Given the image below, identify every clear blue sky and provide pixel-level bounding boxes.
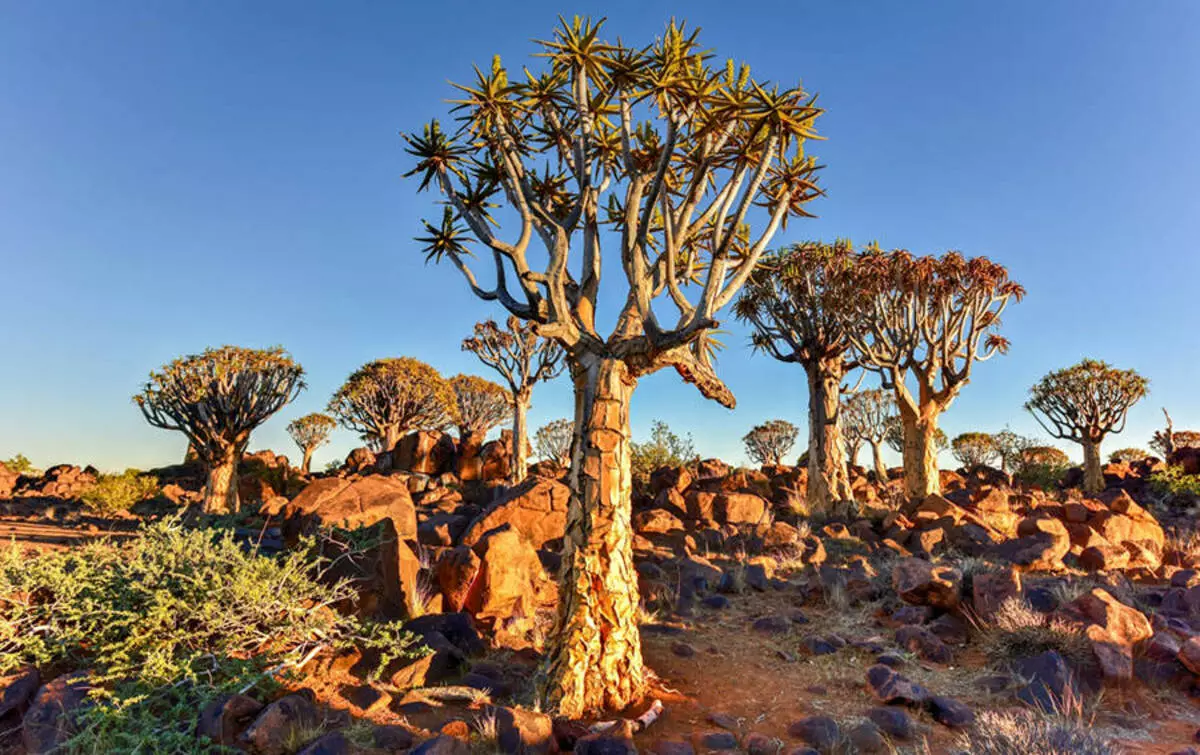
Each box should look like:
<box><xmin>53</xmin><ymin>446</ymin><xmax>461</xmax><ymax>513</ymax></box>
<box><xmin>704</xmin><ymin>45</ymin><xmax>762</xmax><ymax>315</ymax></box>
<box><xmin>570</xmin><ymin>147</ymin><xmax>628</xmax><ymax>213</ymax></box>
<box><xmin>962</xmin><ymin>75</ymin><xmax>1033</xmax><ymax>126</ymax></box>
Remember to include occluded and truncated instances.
<box><xmin>2</xmin><ymin>1</ymin><xmax>1198</xmax><ymax>472</ymax></box>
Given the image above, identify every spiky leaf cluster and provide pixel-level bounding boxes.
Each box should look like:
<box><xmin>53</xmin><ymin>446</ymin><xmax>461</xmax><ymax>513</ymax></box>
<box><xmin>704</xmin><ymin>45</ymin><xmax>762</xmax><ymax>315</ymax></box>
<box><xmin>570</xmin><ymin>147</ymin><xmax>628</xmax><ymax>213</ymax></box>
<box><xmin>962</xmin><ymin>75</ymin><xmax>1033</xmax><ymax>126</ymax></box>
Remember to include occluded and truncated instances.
<box><xmin>1025</xmin><ymin>359</ymin><xmax>1148</xmax><ymax>444</ymax></box>
<box><xmin>135</xmin><ymin>346</ymin><xmax>304</xmax><ymax>462</ymax></box>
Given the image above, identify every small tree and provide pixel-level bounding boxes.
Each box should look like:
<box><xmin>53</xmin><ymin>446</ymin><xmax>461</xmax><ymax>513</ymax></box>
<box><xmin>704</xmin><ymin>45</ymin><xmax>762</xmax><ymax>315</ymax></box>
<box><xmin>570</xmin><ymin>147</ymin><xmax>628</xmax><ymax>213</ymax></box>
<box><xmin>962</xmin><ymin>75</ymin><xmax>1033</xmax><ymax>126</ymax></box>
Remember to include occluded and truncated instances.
<box><xmin>844</xmin><ymin>435</ymin><xmax>863</xmax><ymax>468</ymax></box>
<box><xmin>449</xmin><ymin>374</ymin><xmax>510</xmax><ymax>442</ymax></box>
<box><xmin>1015</xmin><ymin>445</ymin><xmax>1071</xmax><ymax>488</ymax></box>
<box><xmin>462</xmin><ymin>318</ymin><xmax>564</xmax><ymax>483</ymax></box>
<box><xmin>1025</xmin><ymin>359</ymin><xmax>1148</xmax><ymax>494</ymax></box>
<box><xmin>1109</xmin><ymin>447</ymin><xmax>1148</xmax><ymax>464</ymax></box>
<box><xmin>736</xmin><ymin>241</ymin><xmax>860</xmax><ymax>508</ymax></box>
<box><xmin>328</xmin><ymin>358</ymin><xmax>457</xmax><ymax>452</ymax></box>
<box><xmin>843</xmin><ymin>249</ymin><xmax>1024</xmax><ymax>498</ymax></box>
<box><xmin>535</xmin><ymin>418</ymin><xmax>574</xmax><ymax>465</ymax></box>
<box><xmin>742</xmin><ymin>420</ymin><xmax>798</xmax><ymax>466</ymax></box>
<box><xmin>630</xmin><ymin>420</ymin><xmax>698</xmax><ymax>489</ymax></box>
<box><xmin>992</xmin><ymin>429</ymin><xmax>1035</xmax><ymax>474</ymax></box>
<box><xmin>951</xmin><ymin>432</ymin><xmax>999</xmax><ymax>469</ymax></box>
<box><xmin>404</xmin><ymin>17</ymin><xmax>823</xmax><ymax>715</ymax></box>
<box><xmin>135</xmin><ymin>346</ymin><xmax>304</xmax><ymax>513</ymax></box>
<box><xmin>1150</xmin><ymin>409</ymin><xmax>1200</xmax><ymax>459</ymax></box>
<box><xmin>287</xmin><ymin>413</ymin><xmax>337</xmax><ymax>473</ymax></box>
<box><xmin>842</xmin><ymin>388</ymin><xmax>896</xmax><ymax>482</ymax></box>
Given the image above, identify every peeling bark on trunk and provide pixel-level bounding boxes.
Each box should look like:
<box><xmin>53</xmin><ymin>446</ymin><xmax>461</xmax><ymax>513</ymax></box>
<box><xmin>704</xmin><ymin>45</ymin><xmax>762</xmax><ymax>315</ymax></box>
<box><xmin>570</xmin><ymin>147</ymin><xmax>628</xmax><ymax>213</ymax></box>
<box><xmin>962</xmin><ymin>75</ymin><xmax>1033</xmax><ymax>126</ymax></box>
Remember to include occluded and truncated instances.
<box><xmin>301</xmin><ymin>447</ymin><xmax>314</xmax><ymax>474</ymax></box>
<box><xmin>384</xmin><ymin>426</ymin><xmax>401</xmax><ymax>454</ymax></box>
<box><xmin>204</xmin><ymin>448</ymin><xmax>240</xmax><ymax>514</ymax></box>
<box><xmin>1082</xmin><ymin>438</ymin><xmax>1103</xmax><ymax>494</ymax></box>
<box><xmin>512</xmin><ymin>388</ymin><xmax>531</xmax><ymax>484</ymax></box>
<box><xmin>870</xmin><ymin>440</ymin><xmax>888</xmax><ymax>484</ymax></box>
<box><xmin>805</xmin><ymin>358</ymin><xmax>851</xmax><ymax>511</ymax></box>
<box><xmin>901</xmin><ymin>412</ymin><xmax>941</xmax><ymax>498</ymax></box>
<box><xmin>541</xmin><ymin>356</ymin><xmax>645</xmax><ymax>718</ymax></box>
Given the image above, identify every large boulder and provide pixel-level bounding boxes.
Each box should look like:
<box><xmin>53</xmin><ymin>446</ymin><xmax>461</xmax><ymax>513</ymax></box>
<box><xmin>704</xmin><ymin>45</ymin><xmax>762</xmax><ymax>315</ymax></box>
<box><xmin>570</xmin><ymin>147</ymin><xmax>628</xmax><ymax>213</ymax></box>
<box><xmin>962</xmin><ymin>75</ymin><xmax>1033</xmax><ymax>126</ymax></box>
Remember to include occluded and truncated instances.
<box><xmin>893</xmin><ymin>558</ymin><xmax>961</xmax><ymax>609</ymax></box>
<box><xmin>394</xmin><ymin>431</ymin><xmax>457</xmax><ymax>476</ymax></box>
<box><xmin>994</xmin><ymin>517</ymin><xmax>1070</xmax><ymax>571</ymax></box>
<box><xmin>22</xmin><ymin>673</ymin><xmax>92</xmax><ymax>754</ymax></box>
<box><xmin>0</xmin><ymin>462</ymin><xmax>19</xmax><ymax>498</ymax></box>
<box><xmin>1061</xmin><ymin>588</ymin><xmax>1152</xmax><ymax>680</ymax></box>
<box><xmin>461</xmin><ymin>477</ymin><xmax>569</xmax><ymax>549</ymax></box>
<box><xmin>464</xmin><ymin>525</ymin><xmax>556</xmax><ymax>649</ymax></box>
<box><xmin>284</xmin><ymin>475</ymin><xmax>417</xmax><ymax>539</ymax></box>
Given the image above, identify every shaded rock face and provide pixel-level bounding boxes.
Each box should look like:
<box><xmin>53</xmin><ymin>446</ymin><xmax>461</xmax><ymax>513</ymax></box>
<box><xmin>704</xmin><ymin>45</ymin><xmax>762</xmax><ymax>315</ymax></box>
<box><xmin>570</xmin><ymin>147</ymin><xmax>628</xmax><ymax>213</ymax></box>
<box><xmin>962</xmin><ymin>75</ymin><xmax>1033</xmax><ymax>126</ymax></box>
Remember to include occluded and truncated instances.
<box><xmin>395</xmin><ymin>431</ymin><xmax>457</xmax><ymax>476</ymax></box>
<box><xmin>0</xmin><ymin>462</ymin><xmax>19</xmax><ymax>498</ymax></box>
<box><xmin>892</xmin><ymin>558</ymin><xmax>961</xmax><ymax>609</ymax></box>
<box><xmin>461</xmin><ymin>477</ymin><xmax>570</xmax><ymax>549</ymax></box>
<box><xmin>22</xmin><ymin>673</ymin><xmax>92</xmax><ymax>755</ymax></box>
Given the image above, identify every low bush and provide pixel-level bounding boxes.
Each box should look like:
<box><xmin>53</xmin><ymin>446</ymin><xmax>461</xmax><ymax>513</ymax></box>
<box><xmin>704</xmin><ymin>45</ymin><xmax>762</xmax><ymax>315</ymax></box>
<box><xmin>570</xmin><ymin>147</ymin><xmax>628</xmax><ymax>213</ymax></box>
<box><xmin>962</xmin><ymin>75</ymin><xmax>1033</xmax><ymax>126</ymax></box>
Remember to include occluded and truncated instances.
<box><xmin>981</xmin><ymin>597</ymin><xmax>1091</xmax><ymax>666</ymax></box>
<box><xmin>2</xmin><ymin>452</ymin><xmax>36</xmax><ymax>475</ymax></box>
<box><xmin>630</xmin><ymin>420</ymin><xmax>698</xmax><ymax>489</ymax></box>
<box><xmin>954</xmin><ymin>709</ymin><xmax>1115</xmax><ymax>754</ymax></box>
<box><xmin>0</xmin><ymin>517</ymin><xmax>426</xmax><ymax>753</ymax></box>
<box><xmin>78</xmin><ymin>469</ymin><xmax>160</xmax><ymax>513</ymax></box>
<box><xmin>1149</xmin><ymin>465</ymin><xmax>1200</xmax><ymax>498</ymax></box>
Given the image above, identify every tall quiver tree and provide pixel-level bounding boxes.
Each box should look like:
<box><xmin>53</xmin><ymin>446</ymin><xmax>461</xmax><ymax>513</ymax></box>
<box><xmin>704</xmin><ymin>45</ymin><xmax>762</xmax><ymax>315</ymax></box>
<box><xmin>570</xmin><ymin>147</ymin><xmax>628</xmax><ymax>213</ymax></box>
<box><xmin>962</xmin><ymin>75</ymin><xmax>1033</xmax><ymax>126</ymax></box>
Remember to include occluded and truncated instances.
<box><xmin>136</xmin><ymin>346</ymin><xmax>304</xmax><ymax>513</ymax></box>
<box><xmin>736</xmin><ymin>241</ymin><xmax>859</xmax><ymax>510</ymax></box>
<box><xmin>462</xmin><ymin>318</ymin><xmax>564</xmax><ymax>483</ymax></box>
<box><xmin>450</xmin><ymin>374</ymin><xmax>511</xmax><ymax>440</ymax></box>
<box><xmin>327</xmin><ymin>358</ymin><xmax>458</xmax><ymax>452</ymax></box>
<box><xmin>842</xmin><ymin>388</ymin><xmax>896</xmax><ymax>483</ymax></box>
<box><xmin>287</xmin><ymin>413</ymin><xmax>337</xmax><ymax>473</ymax></box>
<box><xmin>403</xmin><ymin>17</ymin><xmax>822</xmax><ymax>716</ymax></box>
<box><xmin>1025</xmin><ymin>359</ymin><xmax>1148</xmax><ymax>494</ymax></box>
<box><xmin>843</xmin><ymin>249</ymin><xmax>1024</xmax><ymax>498</ymax></box>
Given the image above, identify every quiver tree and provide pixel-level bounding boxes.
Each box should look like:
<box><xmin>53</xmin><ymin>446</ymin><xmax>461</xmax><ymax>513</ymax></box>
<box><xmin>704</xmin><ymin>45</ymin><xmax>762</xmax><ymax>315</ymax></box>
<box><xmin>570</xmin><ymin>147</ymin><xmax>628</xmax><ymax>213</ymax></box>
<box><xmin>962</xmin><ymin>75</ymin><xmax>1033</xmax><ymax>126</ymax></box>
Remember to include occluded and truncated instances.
<box><xmin>951</xmin><ymin>432</ymin><xmax>999</xmax><ymax>469</ymax></box>
<box><xmin>135</xmin><ymin>346</ymin><xmax>304</xmax><ymax>513</ymax></box>
<box><xmin>462</xmin><ymin>317</ymin><xmax>565</xmax><ymax>483</ymax></box>
<box><xmin>328</xmin><ymin>358</ymin><xmax>458</xmax><ymax>452</ymax></box>
<box><xmin>535</xmin><ymin>418</ymin><xmax>573</xmax><ymax>465</ymax></box>
<box><xmin>449</xmin><ymin>374</ymin><xmax>510</xmax><ymax>441</ymax></box>
<box><xmin>992</xmin><ymin>429</ymin><xmax>1034</xmax><ymax>474</ymax></box>
<box><xmin>287</xmin><ymin>413</ymin><xmax>337</xmax><ymax>473</ymax></box>
<box><xmin>842</xmin><ymin>388</ymin><xmax>896</xmax><ymax>482</ymax></box>
<box><xmin>1025</xmin><ymin>359</ymin><xmax>1148</xmax><ymax>493</ymax></box>
<box><xmin>735</xmin><ymin>241</ymin><xmax>859</xmax><ymax>509</ymax></box>
<box><xmin>403</xmin><ymin>17</ymin><xmax>822</xmax><ymax>716</ymax></box>
<box><xmin>742</xmin><ymin>419</ymin><xmax>798</xmax><ymax>466</ymax></box>
<box><xmin>843</xmin><ymin>249</ymin><xmax>1024</xmax><ymax>498</ymax></box>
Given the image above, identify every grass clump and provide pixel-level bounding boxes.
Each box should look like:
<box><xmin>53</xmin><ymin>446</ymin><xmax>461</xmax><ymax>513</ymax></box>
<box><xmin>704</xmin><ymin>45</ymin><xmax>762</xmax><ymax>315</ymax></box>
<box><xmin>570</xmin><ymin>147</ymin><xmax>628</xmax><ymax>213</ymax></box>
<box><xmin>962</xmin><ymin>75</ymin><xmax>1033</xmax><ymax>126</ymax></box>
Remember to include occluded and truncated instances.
<box><xmin>78</xmin><ymin>469</ymin><xmax>160</xmax><ymax>514</ymax></box>
<box><xmin>0</xmin><ymin>517</ymin><xmax>426</xmax><ymax>753</ymax></box>
<box><xmin>954</xmin><ymin>709</ymin><xmax>1117</xmax><ymax>754</ymax></box>
<box><xmin>981</xmin><ymin>597</ymin><xmax>1091</xmax><ymax>666</ymax></box>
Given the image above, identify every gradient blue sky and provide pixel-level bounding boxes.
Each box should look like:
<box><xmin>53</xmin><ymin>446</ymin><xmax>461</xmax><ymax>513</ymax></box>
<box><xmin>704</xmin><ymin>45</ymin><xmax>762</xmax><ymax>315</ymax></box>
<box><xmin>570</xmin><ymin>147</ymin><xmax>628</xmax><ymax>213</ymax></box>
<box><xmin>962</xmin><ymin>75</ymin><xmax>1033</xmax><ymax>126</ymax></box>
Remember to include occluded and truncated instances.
<box><xmin>2</xmin><ymin>1</ymin><xmax>1198</xmax><ymax>472</ymax></box>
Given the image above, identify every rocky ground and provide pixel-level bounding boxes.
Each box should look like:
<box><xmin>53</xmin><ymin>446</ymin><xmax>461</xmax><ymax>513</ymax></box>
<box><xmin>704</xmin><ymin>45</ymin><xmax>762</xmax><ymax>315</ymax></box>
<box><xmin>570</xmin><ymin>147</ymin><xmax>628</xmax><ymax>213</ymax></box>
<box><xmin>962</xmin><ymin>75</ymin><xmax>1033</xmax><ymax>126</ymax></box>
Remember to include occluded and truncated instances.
<box><xmin>4</xmin><ymin>433</ymin><xmax>1200</xmax><ymax>753</ymax></box>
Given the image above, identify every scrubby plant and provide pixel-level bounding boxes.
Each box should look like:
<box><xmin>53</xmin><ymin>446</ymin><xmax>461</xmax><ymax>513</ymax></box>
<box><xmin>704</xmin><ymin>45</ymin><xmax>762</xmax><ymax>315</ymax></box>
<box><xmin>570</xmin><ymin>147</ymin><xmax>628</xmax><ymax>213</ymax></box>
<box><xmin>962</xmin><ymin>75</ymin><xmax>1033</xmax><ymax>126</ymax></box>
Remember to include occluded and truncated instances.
<box><xmin>1149</xmin><ymin>466</ymin><xmax>1200</xmax><ymax>499</ymax></box>
<box><xmin>742</xmin><ymin>419</ymin><xmax>799</xmax><ymax>466</ymax></box>
<box><xmin>954</xmin><ymin>709</ymin><xmax>1116</xmax><ymax>755</ymax></box>
<box><xmin>403</xmin><ymin>15</ymin><xmax>825</xmax><ymax>715</ymax></box>
<box><xmin>534</xmin><ymin>418</ymin><xmax>573</xmax><ymax>465</ymax></box>
<box><xmin>842</xmin><ymin>388</ymin><xmax>896</xmax><ymax>481</ymax></box>
<box><xmin>1026</xmin><ymin>359</ymin><xmax>1148</xmax><ymax>494</ymax></box>
<box><xmin>79</xmin><ymin>469</ymin><xmax>159</xmax><ymax>514</ymax></box>
<box><xmin>631</xmin><ymin>420</ymin><xmax>698</xmax><ymax>489</ymax></box>
<box><xmin>462</xmin><ymin>317</ymin><xmax>565</xmax><ymax>483</ymax></box>
<box><xmin>841</xmin><ymin>249</ymin><xmax>1024</xmax><ymax>497</ymax></box>
<box><xmin>0</xmin><ymin>517</ymin><xmax>426</xmax><ymax>752</ymax></box>
<box><xmin>287</xmin><ymin>412</ymin><xmax>337</xmax><ymax>473</ymax></box>
<box><xmin>951</xmin><ymin>431</ymin><xmax>999</xmax><ymax>469</ymax></box>
<box><xmin>1108</xmin><ymin>447</ymin><xmax>1148</xmax><ymax>464</ymax></box>
<box><xmin>1013</xmin><ymin>445</ymin><xmax>1072</xmax><ymax>489</ymax></box>
<box><xmin>449</xmin><ymin>373</ymin><xmax>510</xmax><ymax>441</ymax></box>
<box><xmin>328</xmin><ymin>357</ymin><xmax>458</xmax><ymax>452</ymax></box>
<box><xmin>135</xmin><ymin>346</ymin><xmax>305</xmax><ymax>514</ymax></box>
<box><xmin>981</xmin><ymin>597</ymin><xmax>1091</xmax><ymax>666</ymax></box>
<box><xmin>2</xmin><ymin>453</ymin><xmax>36</xmax><ymax>475</ymax></box>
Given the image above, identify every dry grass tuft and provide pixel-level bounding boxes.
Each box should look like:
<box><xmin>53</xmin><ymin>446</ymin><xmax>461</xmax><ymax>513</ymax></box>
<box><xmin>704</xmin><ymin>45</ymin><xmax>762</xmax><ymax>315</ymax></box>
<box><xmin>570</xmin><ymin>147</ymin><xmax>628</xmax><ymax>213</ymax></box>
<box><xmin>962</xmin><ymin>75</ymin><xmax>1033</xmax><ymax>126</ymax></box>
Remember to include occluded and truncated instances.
<box><xmin>954</xmin><ymin>709</ymin><xmax>1118</xmax><ymax>754</ymax></box>
<box><xmin>981</xmin><ymin>597</ymin><xmax>1092</xmax><ymax>667</ymax></box>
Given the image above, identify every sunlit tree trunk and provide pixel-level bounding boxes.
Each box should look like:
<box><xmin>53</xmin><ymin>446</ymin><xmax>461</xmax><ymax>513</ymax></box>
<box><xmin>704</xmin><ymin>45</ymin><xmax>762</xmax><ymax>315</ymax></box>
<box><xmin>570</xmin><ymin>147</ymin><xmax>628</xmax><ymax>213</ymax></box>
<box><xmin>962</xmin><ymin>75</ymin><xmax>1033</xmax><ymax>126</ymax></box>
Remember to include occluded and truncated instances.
<box><xmin>870</xmin><ymin>440</ymin><xmax>888</xmax><ymax>483</ymax></box>
<box><xmin>512</xmin><ymin>387</ymin><xmax>532</xmax><ymax>484</ymax></box>
<box><xmin>383</xmin><ymin>426</ymin><xmax>401</xmax><ymax>454</ymax></box>
<box><xmin>541</xmin><ymin>356</ymin><xmax>644</xmax><ymax>718</ymax></box>
<box><xmin>900</xmin><ymin>408</ymin><xmax>941</xmax><ymax>498</ymax></box>
<box><xmin>301</xmin><ymin>447</ymin><xmax>314</xmax><ymax>474</ymax></box>
<box><xmin>805</xmin><ymin>358</ymin><xmax>851</xmax><ymax>511</ymax></box>
<box><xmin>1082</xmin><ymin>438</ymin><xmax>1104</xmax><ymax>494</ymax></box>
<box><xmin>204</xmin><ymin>447</ymin><xmax>240</xmax><ymax>514</ymax></box>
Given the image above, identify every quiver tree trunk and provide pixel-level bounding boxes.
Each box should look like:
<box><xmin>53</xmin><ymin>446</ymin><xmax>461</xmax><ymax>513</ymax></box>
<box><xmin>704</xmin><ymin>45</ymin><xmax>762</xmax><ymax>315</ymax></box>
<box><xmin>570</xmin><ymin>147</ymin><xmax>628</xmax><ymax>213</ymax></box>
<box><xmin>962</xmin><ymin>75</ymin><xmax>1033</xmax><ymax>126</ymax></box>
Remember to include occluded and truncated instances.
<box><xmin>901</xmin><ymin>411</ymin><xmax>941</xmax><ymax>498</ymax></box>
<box><xmin>512</xmin><ymin>388</ymin><xmax>531</xmax><ymax>484</ymax></box>
<box><xmin>204</xmin><ymin>446</ymin><xmax>241</xmax><ymax>514</ymax></box>
<box><xmin>805</xmin><ymin>358</ymin><xmax>851</xmax><ymax>511</ymax></box>
<box><xmin>301</xmin><ymin>447</ymin><xmax>314</xmax><ymax>475</ymax></box>
<box><xmin>541</xmin><ymin>356</ymin><xmax>645</xmax><ymax>718</ymax></box>
<box><xmin>383</xmin><ymin>426</ymin><xmax>401</xmax><ymax>455</ymax></box>
<box><xmin>1082</xmin><ymin>438</ymin><xmax>1104</xmax><ymax>494</ymax></box>
<box><xmin>870</xmin><ymin>440</ymin><xmax>888</xmax><ymax>484</ymax></box>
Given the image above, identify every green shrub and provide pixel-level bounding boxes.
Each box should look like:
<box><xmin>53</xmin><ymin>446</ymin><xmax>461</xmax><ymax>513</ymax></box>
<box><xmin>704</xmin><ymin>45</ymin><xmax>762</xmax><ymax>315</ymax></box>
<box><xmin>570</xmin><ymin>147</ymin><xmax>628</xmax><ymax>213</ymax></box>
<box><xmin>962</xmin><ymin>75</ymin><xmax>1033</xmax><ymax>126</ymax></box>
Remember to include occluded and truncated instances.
<box><xmin>78</xmin><ymin>469</ymin><xmax>160</xmax><ymax>514</ymax></box>
<box><xmin>0</xmin><ymin>517</ymin><xmax>426</xmax><ymax>753</ymax></box>
<box><xmin>630</xmin><ymin>420</ymin><xmax>698</xmax><ymax>488</ymax></box>
<box><xmin>2</xmin><ymin>453</ymin><xmax>36</xmax><ymax>475</ymax></box>
<box><xmin>1149</xmin><ymin>465</ymin><xmax>1200</xmax><ymax>498</ymax></box>
<box><xmin>1108</xmin><ymin>447</ymin><xmax>1148</xmax><ymax>464</ymax></box>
